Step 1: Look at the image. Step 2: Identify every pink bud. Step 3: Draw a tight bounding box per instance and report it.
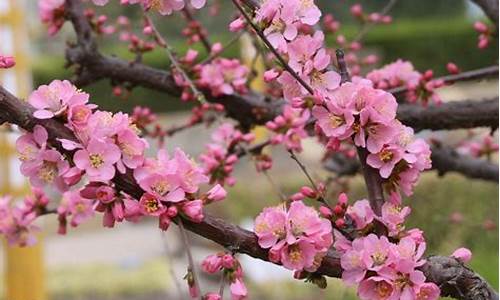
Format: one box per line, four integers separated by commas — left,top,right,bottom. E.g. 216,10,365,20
167,206,178,218
319,205,332,218
207,184,227,202
0,55,15,69
264,69,279,82
473,21,488,33
184,49,199,64
229,17,245,32
290,192,305,201
221,254,234,268
446,62,460,74
300,186,317,198
159,213,171,231
478,36,489,49
451,247,472,263
182,200,204,223
337,193,348,206
333,204,344,216
201,254,222,273
211,42,223,55
335,218,345,228
350,4,363,17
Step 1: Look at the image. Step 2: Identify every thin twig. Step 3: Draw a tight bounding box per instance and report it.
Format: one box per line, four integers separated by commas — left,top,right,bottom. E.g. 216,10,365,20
145,15,207,104
161,232,184,300
218,272,225,298
182,7,212,52
198,31,245,65
352,0,399,43
263,170,288,201
231,0,315,95
178,217,202,300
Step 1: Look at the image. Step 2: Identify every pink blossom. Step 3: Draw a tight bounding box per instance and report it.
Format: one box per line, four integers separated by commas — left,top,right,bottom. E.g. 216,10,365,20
366,60,420,90
201,254,223,273
366,145,404,178
229,17,245,32
358,276,395,300
206,184,227,202
16,125,48,169
280,240,316,271
172,148,208,193
39,0,66,35
415,283,440,300
340,238,370,284
57,190,94,227
346,199,374,230
139,193,166,216
198,58,248,96
229,278,247,300
116,128,147,172
181,199,204,222
312,101,354,140
29,80,89,119
138,174,185,203
363,234,393,271
73,138,121,182
451,247,472,263
379,202,411,236
254,205,287,248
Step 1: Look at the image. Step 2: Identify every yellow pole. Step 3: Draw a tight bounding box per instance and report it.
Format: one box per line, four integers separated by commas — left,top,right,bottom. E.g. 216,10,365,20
240,34,268,142
1,0,46,299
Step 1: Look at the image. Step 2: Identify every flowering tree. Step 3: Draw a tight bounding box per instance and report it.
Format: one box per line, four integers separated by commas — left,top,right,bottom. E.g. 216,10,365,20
0,0,498,299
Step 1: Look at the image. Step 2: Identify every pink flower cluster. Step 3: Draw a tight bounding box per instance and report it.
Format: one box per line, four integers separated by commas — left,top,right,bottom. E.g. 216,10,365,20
265,105,310,151
473,21,493,49
120,0,207,15
201,252,248,300
12,79,228,241
255,0,321,52
196,58,249,97
364,60,444,106
39,0,66,36
0,188,50,246
311,80,431,201
254,201,332,272
365,60,420,90
457,132,499,159
199,123,254,186
330,196,442,300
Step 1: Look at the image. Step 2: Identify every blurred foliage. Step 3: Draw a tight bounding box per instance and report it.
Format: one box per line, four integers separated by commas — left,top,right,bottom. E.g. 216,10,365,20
32,17,497,113
323,0,467,20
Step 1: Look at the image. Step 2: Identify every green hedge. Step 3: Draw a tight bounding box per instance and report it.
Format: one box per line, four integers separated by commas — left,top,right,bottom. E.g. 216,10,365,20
32,18,498,113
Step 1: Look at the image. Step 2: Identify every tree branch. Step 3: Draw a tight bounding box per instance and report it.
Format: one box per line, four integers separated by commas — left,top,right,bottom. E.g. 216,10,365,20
0,84,496,299
323,144,499,183
63,0,499,133
397,98,499,132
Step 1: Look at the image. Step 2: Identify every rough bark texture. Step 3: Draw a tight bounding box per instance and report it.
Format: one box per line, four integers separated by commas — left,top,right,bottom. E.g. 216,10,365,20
0,84,497,299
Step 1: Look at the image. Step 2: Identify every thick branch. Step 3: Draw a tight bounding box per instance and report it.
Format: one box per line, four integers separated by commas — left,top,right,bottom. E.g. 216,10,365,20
431,143,499,181
0,84,496,299
324,144,499,183
64,0,498,133
397,98,499,132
